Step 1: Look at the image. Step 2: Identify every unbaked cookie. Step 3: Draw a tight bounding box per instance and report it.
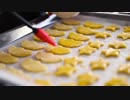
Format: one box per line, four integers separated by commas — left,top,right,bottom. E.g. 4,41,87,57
61,19,81,25
58,38,83,48
45,45,71,55
36,51,63,63
53,23,73,31
0,51,19,64
77,72,99,86
117,32,130,40
8,46,32,57
118,63,130,75
76,26,99,35
105,77,129,86
60,83,77,86
105,24,120,32
108,41,127,49
126,56,130,61
84,21,104,29
88,40,104,49
79,46,97,55
34,79,52,86
90,58,110,70
68,32,90,41
33,35,55,42
21,58,47,72
0,63,6,70
21,40,44,50
101,48,120,57
95,32,111,39
124,26,130,32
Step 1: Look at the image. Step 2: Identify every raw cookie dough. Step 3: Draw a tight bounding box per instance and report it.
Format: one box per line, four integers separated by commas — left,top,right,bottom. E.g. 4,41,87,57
118,63,130,75
126,56,130,61
8,46,32,57
79,46,97,55
60,83,77,86
61,19,81,25
53,23,73,31
105,24,120,32
77,72,99,86
117,32,130,40
88,40,104,49
105,77,129,86
0,63,6,70
108,41,127,49
101,48,120,57
45,45,71,55
84,21,104,29
55,65,76,77
34,79,52,86
0,51,19,64
95,32,111,39
21,58,47,72
33,35,55,42
124,26,130,32
36,51,63,63
21,40,44,50
76,26,99,35
68,32,90,41
58,38,83,48
90,58,110,70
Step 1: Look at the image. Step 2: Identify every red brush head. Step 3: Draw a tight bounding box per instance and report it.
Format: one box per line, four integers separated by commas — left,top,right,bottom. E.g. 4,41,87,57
35,28,57,46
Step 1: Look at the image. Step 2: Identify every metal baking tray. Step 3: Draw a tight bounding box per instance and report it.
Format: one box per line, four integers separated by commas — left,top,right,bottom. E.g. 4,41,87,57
1,12,130,86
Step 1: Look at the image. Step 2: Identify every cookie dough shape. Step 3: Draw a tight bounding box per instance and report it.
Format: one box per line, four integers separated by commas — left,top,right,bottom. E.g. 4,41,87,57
64,57,83,67
118,63,130,75
53,23,73,31
61,19,81,25
0,51,19,64
105,24,120,32
90,58,110,70
77,72,99,86
59,38,83,48
101,48,120,57
108,41,127,49
33,35,55,42
55,65,76,77
79,46,97,55
76,26,99,35
21,58,47,72
88,40,104,49
34,79,52,86
8,46,32,57
0,63,6,70
68,32,90,41
84,21,104,29
126,56,130,61
117,32,130,40
105,77,129,86
95,32,111,39
21,40,44,50
36,51,63,63
45,45,71,55
124,26,130,32
60,83,77,86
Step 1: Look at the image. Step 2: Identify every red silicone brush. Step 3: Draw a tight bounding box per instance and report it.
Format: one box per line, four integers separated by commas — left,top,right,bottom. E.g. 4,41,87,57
11,12,57,46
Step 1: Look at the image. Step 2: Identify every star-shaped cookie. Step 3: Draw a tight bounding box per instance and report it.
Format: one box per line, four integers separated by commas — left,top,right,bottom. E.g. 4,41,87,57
117,32,130,40
105,24,120,32
108,41,127,49
95,32,111,39
88,40,104,49
118,63,130,75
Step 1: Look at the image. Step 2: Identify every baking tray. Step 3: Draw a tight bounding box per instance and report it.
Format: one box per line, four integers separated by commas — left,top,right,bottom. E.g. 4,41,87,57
1,13,130,86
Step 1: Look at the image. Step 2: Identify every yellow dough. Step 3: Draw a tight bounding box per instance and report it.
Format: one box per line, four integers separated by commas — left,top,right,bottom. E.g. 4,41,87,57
8,46,32,57
21,40,44,50
0,51,19,64
126,56,130,61
0,63,6,70
76,26,99,35
33,35,55,42
53,23,73,31
95,32,111,39
108,41,127,49
58,38,83,48
118,63,130,75
77,72,99,86
117,32,130,40
84,21,104,29
60,83,77,86
101,48,120,57
68,32,90,41
79,46,97,55
88,40,104,49
21,58,47,72
90,58,110,70
105,24,120,32
124,26,130,32
55,65,76,77
105,77,129,86
34,79,52,86
45,29,65,37
45,45,71,55
64,57,83,67
36,51,63,63
61,19,81,25
7,67,32,80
